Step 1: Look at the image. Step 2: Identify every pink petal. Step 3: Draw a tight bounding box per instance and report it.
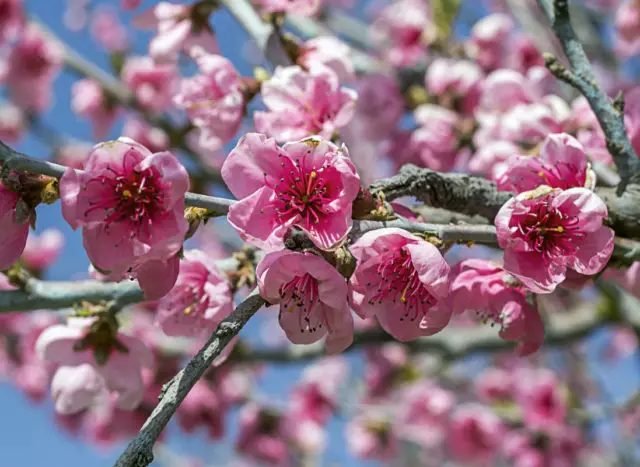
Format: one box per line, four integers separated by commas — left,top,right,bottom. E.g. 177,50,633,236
405,242,451,299
0,207,29,270
143,151,190,206
35,325,87,365
51,364,106,414
137,255,180,300
82,223,135,274
503,250,566,294
568,226,615,275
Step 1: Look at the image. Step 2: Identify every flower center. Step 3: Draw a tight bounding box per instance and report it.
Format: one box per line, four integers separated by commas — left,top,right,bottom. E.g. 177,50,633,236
83,150,165,240
279,273,324,334
367,249,436,321
534,160,582,190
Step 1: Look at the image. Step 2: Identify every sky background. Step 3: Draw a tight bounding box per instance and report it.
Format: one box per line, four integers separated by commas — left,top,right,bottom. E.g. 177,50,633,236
0,0,638,466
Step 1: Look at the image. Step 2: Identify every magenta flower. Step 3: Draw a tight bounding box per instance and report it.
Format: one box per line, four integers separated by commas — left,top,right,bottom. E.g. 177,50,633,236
36,318,154,413
254,0,321,16
21,228,64,272
257,250,353,353
0,0,23,42
496,133,596,193
449,404,504,463
350,228,451,342
173,50,244,152
59,137,189,300
496,187,614,293
155,249,233,338
254,65,357,142
0,181,30,271
222,133,360,251
122,56,178,112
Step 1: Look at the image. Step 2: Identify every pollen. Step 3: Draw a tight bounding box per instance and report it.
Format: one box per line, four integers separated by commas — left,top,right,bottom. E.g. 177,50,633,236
122,189,132,198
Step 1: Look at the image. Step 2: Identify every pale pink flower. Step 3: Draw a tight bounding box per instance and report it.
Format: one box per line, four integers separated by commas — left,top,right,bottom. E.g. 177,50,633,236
255,65,357,142
571,96,612,165
411,104,461,172
36,319,154,412
299,36,354,82
133,2,219,63
173,50,244,152
55,142,92,170
497,97,571,146
5,25,63,112
347,412,398,460
426,57,484,114
122,118,170,153
21,228,64,271
0,181,30,270
222,134,360,251
496,133,596,193
372,0,433,67
90,8,129,53
396,382,454,448
177,380,226,439
449,404,504,463
0,103,25,143
495,187,615,293
353,74,404,140
615,1,640,58
236,403,289,466
257,250,354,352
291,357,347,424
468,140,521,178
517,370,567,431
449,259,545,355
466,13,514,70
71,79,119,139
475,367,513,402
50,364,107,414
477,69,536,114
155,249,233,338
59,138,189,300
281,416,326,454
254,0,322,16
0,0,23,42
349,228,451,342
122,56,178,112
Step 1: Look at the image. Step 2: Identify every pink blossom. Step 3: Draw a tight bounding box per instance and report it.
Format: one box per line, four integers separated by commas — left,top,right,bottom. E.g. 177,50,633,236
173,50,244,152
426,58,484,114
475,367,514,402
466,13,514,70
364,343,409,400
347,412,398,460
90,9,129,53
122,56,178,112
372,0,433,67
353,74,404,140
496,133,596,193
510,35,544,73
468,140,521,178
177,380,226,439
71,79,119,139
517,370,567,431
254,0,321,16
121,0,142,10
55,142,92,170
615,1,640,58
21,228,64,271
133,2,219,63
291,357,347,424
299,36,354,82
396,382,455,448
122,118,170,153
477,69,536,114
449,259,545,355
0,0,23,42
449,404,504,463
59,138,189,300
495,187,614,293
411,104,461,172
222,134,360,251
36,318,154,413
349,228,451,342
236,403,289,466
4,25,63,112
255,65,357,142
0,181,30,270
571,96,612,165
257,250,354,353
0,103,25,143
155,249,233,338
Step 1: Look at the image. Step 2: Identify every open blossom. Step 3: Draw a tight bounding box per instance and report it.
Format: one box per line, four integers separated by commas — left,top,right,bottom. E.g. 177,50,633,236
364,343,409,400
0,182,30,270
71,79,119,139
353,74,404,140
426,58,484,115
291,357,347,424
468,140,521,178
466,13,514,70
21,228,64,271
122,56,178,112
236,403,289,466
350,228,451,342
298,36,354,82
0,0,23,42
222,134,360,251
174,50,244,152
450,259,545,355
257,250,354,353
90,8,129,53
4,24,63,112
178,381,226,439
475,367,514,403
155,250,233,338
255,65,357,142
496,186,614,293
59,138,189,300
411,104,461,172
517,369,567,431
133,2,218,63
449,404,504,463
36,318,154,413
122,118,169,153
496,133,596,193
347,412,398,460
254,0,321,16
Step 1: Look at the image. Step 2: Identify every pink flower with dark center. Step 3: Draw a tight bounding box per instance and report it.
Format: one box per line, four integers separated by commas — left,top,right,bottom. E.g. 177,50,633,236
257,250,353,353
364,343,409,400
496,133,596,193
236,403,289,466
0,0,23,42
291,357,347,424
222,133,360,251
426,58,484,115
122,56,178,112
349,228,451,342
21,228,64,272
517,369,567,432
495,186,614,293
0,181,30,270
254,65,357,142
59,138,189,300
475,367,513,403
177,380,226,440
155,249,233,338
173,49,244,152
449,404,504,463
254,0,322,16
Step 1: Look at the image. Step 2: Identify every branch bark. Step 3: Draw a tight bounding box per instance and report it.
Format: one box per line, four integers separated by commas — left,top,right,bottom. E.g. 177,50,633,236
114,292,266,467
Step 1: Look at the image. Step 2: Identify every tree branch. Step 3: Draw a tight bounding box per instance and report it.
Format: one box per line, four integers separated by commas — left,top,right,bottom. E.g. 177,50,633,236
114,292,266,467
535,0,640,191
